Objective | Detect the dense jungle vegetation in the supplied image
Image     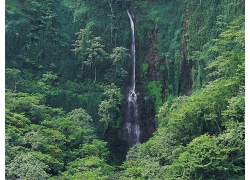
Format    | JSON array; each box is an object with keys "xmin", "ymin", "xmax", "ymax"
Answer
[{"xmin": 5, "ymin": 0, "xmax": 245, "ymax": 179}]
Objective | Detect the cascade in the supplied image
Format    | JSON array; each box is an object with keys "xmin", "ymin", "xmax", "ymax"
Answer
[{"xmin": 124, "ymin": 10, "xmax": 141, "ymax": 147}]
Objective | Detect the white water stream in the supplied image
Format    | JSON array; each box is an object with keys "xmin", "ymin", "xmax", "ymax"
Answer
[{"xmin": 125, "ymin": 10, "xmax": 140, "ymax": 146}]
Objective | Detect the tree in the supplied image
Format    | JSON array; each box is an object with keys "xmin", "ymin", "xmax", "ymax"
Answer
[
  {"xmin": 84, "ymin": 37, "xmax": 108, "ymax": 83},
  {"xmin": 37, "ymin": 71, "xmax": 58, "ymax": 91},
  {"xmin": 5, "ymin": 68, "xmax": 21, "ymax": 92},
  {"xmin": 98, "ymin": 83, "xmax": 122, "ymax": 136},
  {"xmin": 6, "ymin": 153, "xmax": 50, "ymax": 180},
  {"xmin": 165, "ymin": 125, "xmax": 244, "ymax": 180},
  {"xmin": 72, "ymin": 28, "xmax": 92, "ymax": 60},
  {"xmin": 107, "ymin": 46, "xmax": 130, "ymax": 84},
  {"xmin": 73, "ymin": 28, "xmax": 108, "ymax": 83},
  {"xmin": 5, "ymin": 91, "xmax": 48, "ymax": 124},
  {"xmin": 207, "ymin": 15, "xmax": 245, "ymax": 80},
  {"xmin": 119, "ymin": 143, "xmax": 167, "ymax": 180},
  {"xmin": 59, "ymin": 156, "xmax": 114, "ymax": 180},
  {"xmin": 67, "ymin": 108, "xmax": 93, "ymax": 129},
  {"xmin": 78, "ymin": 139, "xmax": 109, "ymax": 160},
  {"xmin": 21, "ymin": 130, "xmax": 46, "ymax": 151}
]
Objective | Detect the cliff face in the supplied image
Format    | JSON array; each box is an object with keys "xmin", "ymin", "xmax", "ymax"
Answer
[
  {"xmin": 181, "ymin": 4, "xmax": 193, "ymax": 96},
  {"xmin": 137, "ymin": 0, "xmax": 244, "ymax": 100},
  {"xmin": 143, "ymin": 3, "xmax": 193, "ymax": 97},
  {"xmin": 136, "ymin": 21, "xmax": 161, "ymax": 144},
  {"xmin": 145, "ymin": 22, "xmax": 160, "ymax": 81},
  {"xmin": 131, "ymin": 0, "xmax": 244, "ymax": 145}
]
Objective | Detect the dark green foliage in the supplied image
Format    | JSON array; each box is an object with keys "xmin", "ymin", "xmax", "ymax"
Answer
[
  {"xmin": 5, "ymin": 91, "xmax": 112, "ymax": 178},
  {"xmin": 165, "ymin": 126, "xmax": 244, "ymax": 179},
  {"xmin": 119, "ymin": 14, "xmax": 244, "ymax": 179},
  {"xmin": 146, "ymin": 81, "xmax": 163, "ymax": 112},
  {"xmin": 58, "ymin": 156, "xmax": 114, "ymax": 180},
  {"xmin": 6, "ymin": 152, "xmax": 50, "ymax": 180},
  {"xmin": 5, "ymin": 0, "xmax": 244, "ymax": 179},
  {"xmin": 105, "ymin": 46, "xmax": 130, "ymax": 85},
  {"xmin": 45, "ymin": 89, "xmax": 103, "ymax": 123}
]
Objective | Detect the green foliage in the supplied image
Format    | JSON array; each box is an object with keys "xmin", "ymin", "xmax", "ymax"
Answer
[
  {"xmin": 139, "ymin": 62, "xmax": 149, "ymax": 80},
  {"xmin": 45, "ymin": 89, "xmax": 103, "ymax": 123},
  {"xmin": 157, "ymin": 16, "xmax": 244, "ymax": 142},
  {"xmin": 105, "ymin": 46, "xmax": 130, "ymax": 85},
  {"xmin": 6, "ymin": 91, "xmax": 48, "ymax": 124},
  {"xmin": 222, "ymin": 91, "xmax": 245, "ymax": 123},
  {"xmin": 77, "ymin": 139, "xmax": 110, "ymax": 163},
  {"xmin": 6, "ymin": 153, "xmax": 50, "ymax": 180},
  {"xmin": 5, "ymin": 0, "xmax": 23, "ymax": 12},
  {"xmin": 5, "ymin": 0, "xmax": 244, "ymax": 179},
  {"xmin": 120, "ymin": 13, "xmax": 244, "ymax": 179},
  {"xmin": 146, "ymin": 81, "xmax": 162, "ymax": 112},
  {"xmin": 67, "ymin": 108, "xmax": 93, "ymax": 128},
  {"xmin": 141, "ymin": 63, "xmax": 148, "ymax": 74},
  {"xmin": 5, "ymin": 90, "xmax": 112, "ymax": 178},
  {"xmin": 29, "ymin": 151, "xmax": 64, "ymax": 175},
  {"xmin": 37, "ymin": 71, "xmax": 58, "ymax": 91},
  {"xmin": 207, "ymin": 15, "xmax": 245, "ymax": 80},
  {"xmin": 59, "ymin": 156, "xmax": 114, "ymax": 180},
  {"xmin": 119, "ymin": 142, "xmax": 171, "ymax": 179},
  {"xmin": 98, "ymin": 83, "xmax": 122, "ymax": 136},
  {"xmin": 73, "ymin": 29, "xmax": 109, "ymax": 83},
  {"xmin": 165, "ymin": 124, "xmax": 244, "ymax": 179},
  {"xmin": 5, "ymin": 68, "xmax": 22, "ymax": 92}
]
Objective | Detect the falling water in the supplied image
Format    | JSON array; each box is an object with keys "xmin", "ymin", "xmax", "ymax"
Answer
[
  {"xmin": 127, "ymin": 10, "xmax": 136, "ymax": 97},
  {"xmin": 125, "ymin": 10, "xmax": 140, "ymax": 147}
]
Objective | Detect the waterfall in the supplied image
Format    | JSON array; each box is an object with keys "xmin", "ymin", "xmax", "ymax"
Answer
[
  {"xmin": 127, "ymin": 10, "xmax": 136, "ymax": 97},
  {"xmin": 125, "ymin": 10, "xmax": 140, "ymax": 147}
]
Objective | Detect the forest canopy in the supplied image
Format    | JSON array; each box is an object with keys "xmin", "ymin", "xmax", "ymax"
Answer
[{"xmin": 5, "ymin": 0, "xmax": 245, "ymax": 179}]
